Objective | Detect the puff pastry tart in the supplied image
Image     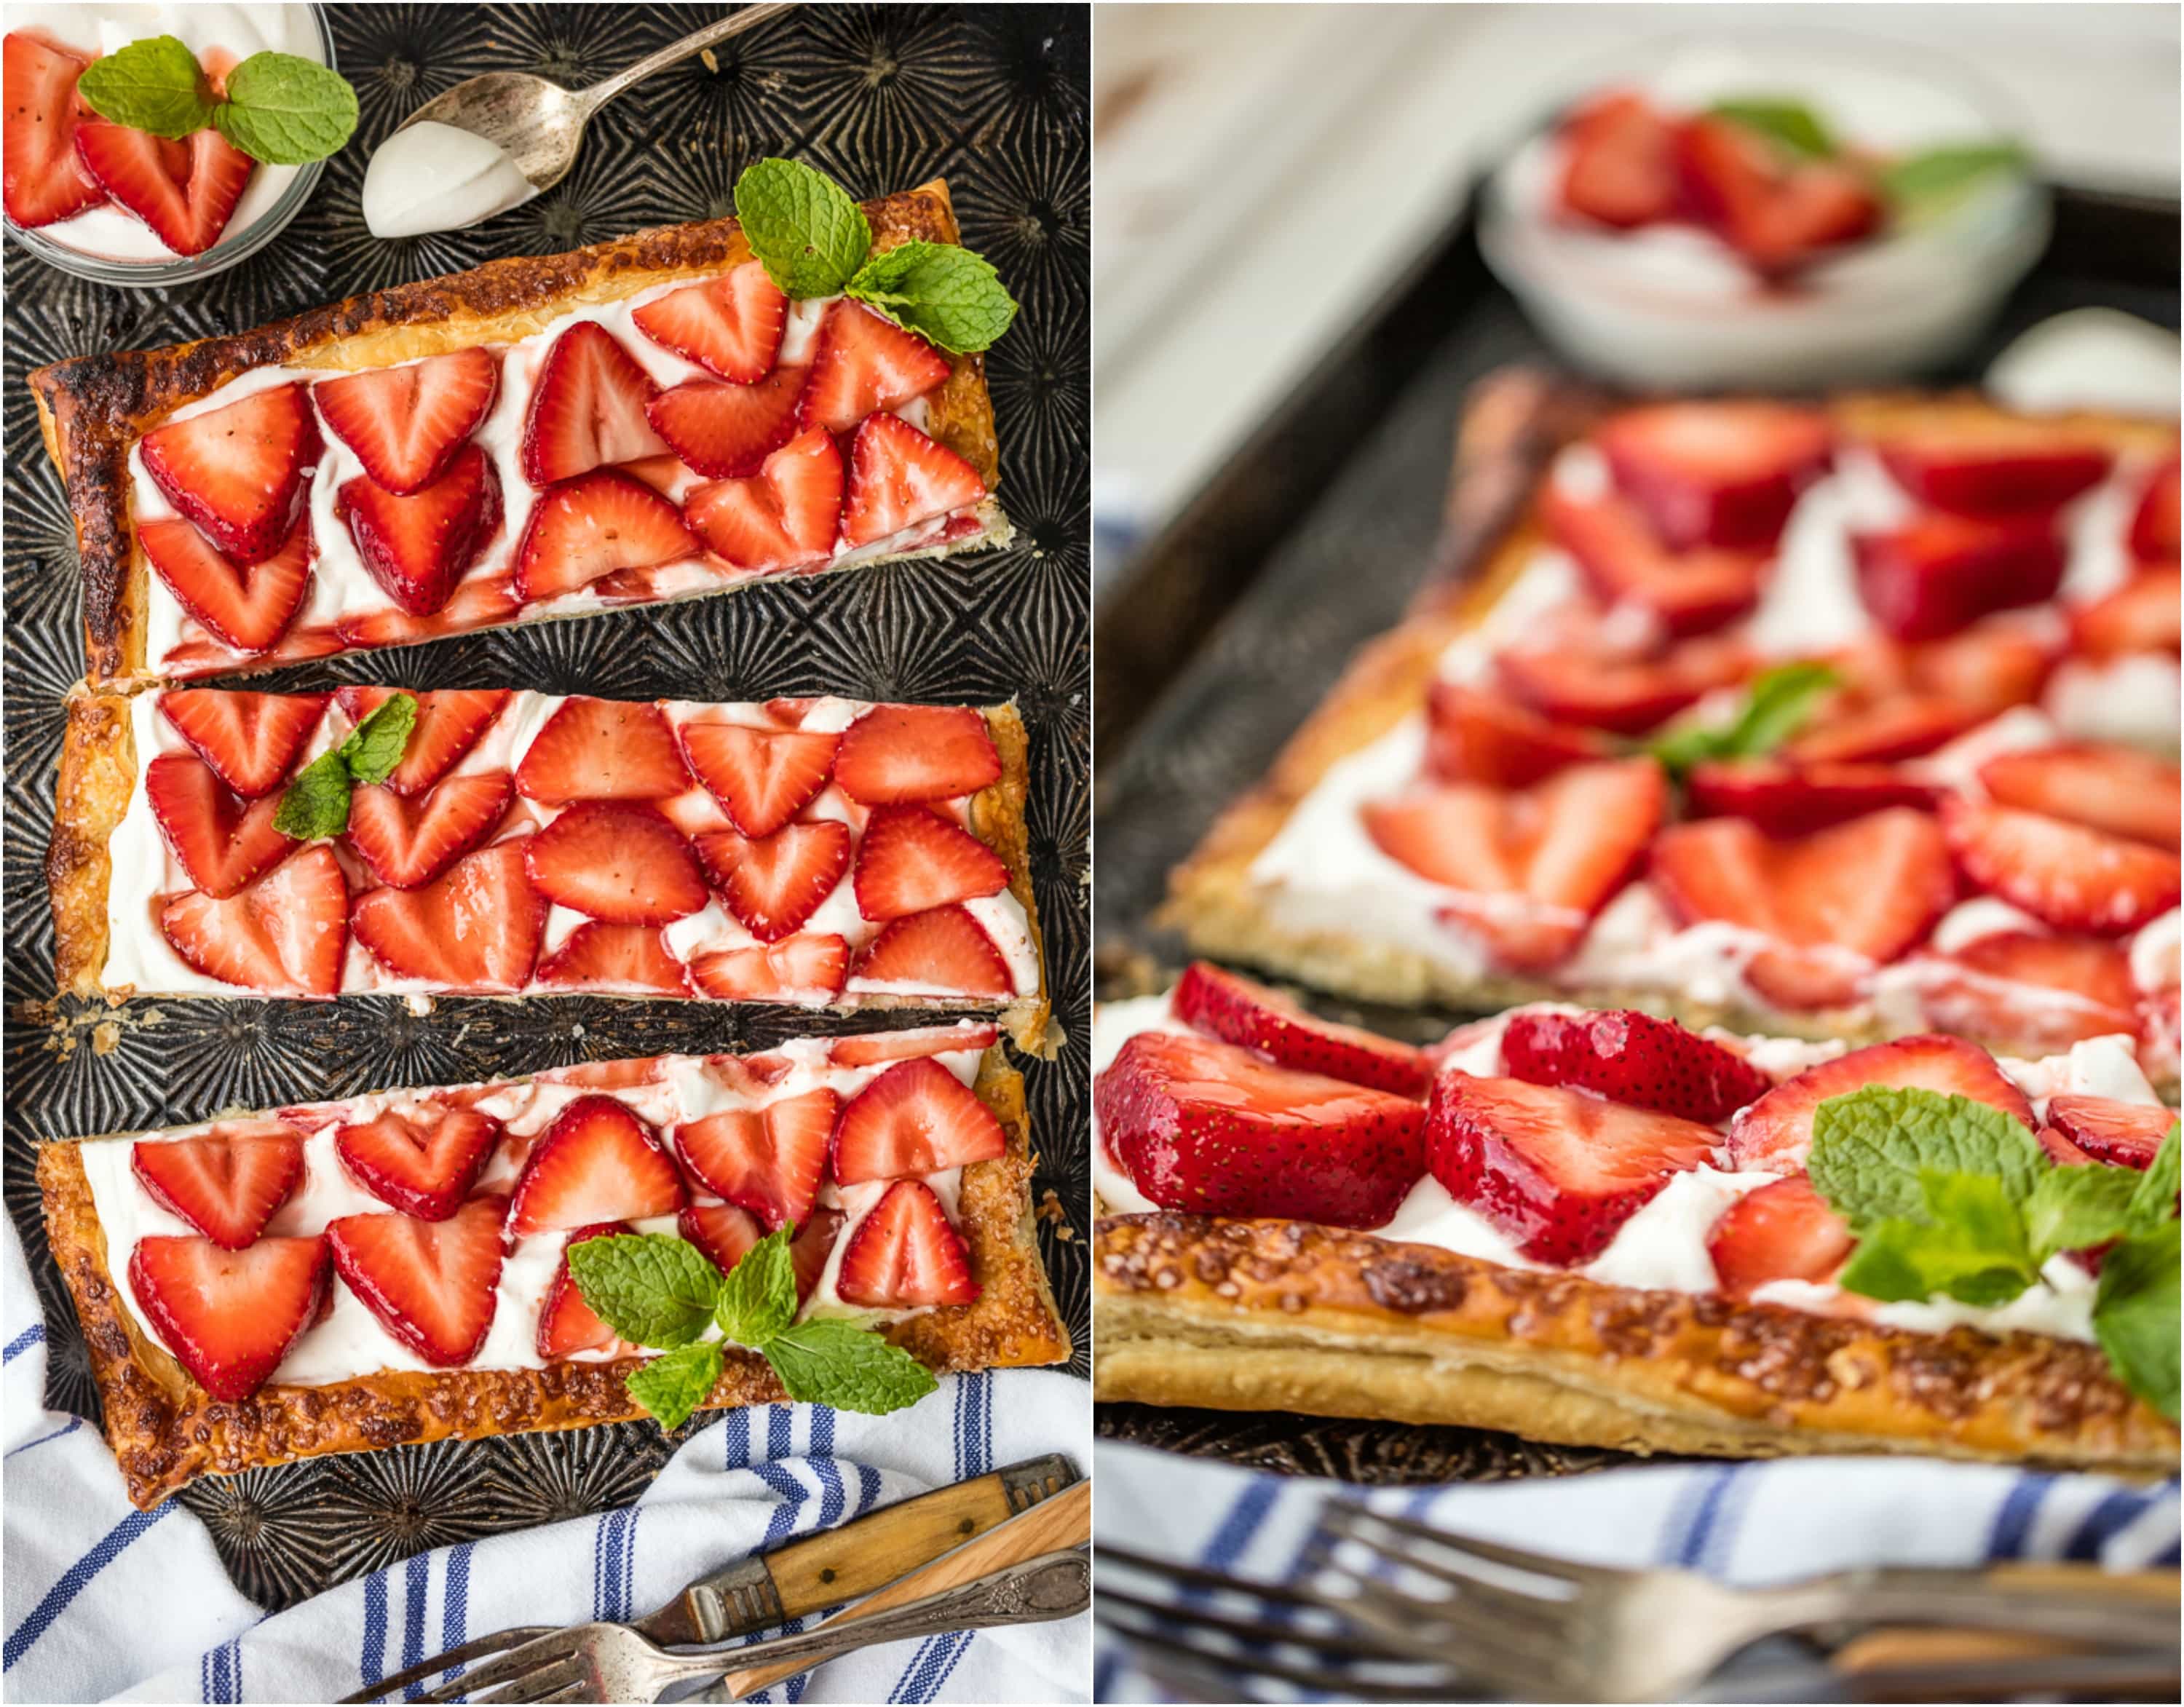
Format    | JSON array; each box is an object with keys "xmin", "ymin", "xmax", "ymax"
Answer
[
  {"xmin": 41, "ymin": 1021, "xmax": 1067, "ymax": 1508},
  {"xmin": 49, "ymin": 684, "xmax": 1052, "ymax": 1049},
  {"xmin": 1092, "ymin": 966, "xmax": 2180, "ymax": 1473},
  {"xmin": 1166, "ymin": 395, "xmax": 2182, "ymax": 1088},
  {"xmin": 26, "ymin": 182, "xmax": 1009, "ymax": 688}
]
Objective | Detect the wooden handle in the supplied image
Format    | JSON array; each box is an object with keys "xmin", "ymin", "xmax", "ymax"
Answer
[
  {"xmin": 1982, "ymin": 1564, "xmax": 2178, "ymax": 1603},
  {"xmin": 762, "ymin": 1473, "xmax": 1024, "ymax": 1620},
  {"xmin": 1835, "ymin": 1569, "xmax": 2180, "ymax": 1676}
]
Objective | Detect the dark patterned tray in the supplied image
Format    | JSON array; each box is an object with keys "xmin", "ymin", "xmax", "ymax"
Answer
[{"xmin": 2, "ymin": 2, "xmax": 1088, "ymax": 1612}]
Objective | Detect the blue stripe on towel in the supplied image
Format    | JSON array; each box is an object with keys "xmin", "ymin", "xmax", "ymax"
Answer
[
  {"xmin": 1987, "ymin": 1474, "xmax": 2050, "ymax": 1558},
  {"xmin": 4, "ymin": 1502, "xmax": 175, "ymax": 1671},
  {"xmin": 3, "ymin": 1324, "xmax": 44, "ymax": 1364},
  {"xmin": 400, "ymin": 1551, "xmax": 430, "ymax": 1700}
]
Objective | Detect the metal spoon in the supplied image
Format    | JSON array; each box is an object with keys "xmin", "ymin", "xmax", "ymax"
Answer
[{"xmin": 392, "ymin": 2, "xmax": 803, "ymax": 195}]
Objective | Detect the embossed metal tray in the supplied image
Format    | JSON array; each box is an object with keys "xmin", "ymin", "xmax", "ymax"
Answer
[{"xmin": 2, "ymin": 1, "xmax": 1088, "ymax": 1611}]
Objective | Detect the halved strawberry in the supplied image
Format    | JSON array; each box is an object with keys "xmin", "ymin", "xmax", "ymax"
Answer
[
  {"xmin": 162, "ymin": 846, "xmax": 349, "ymax": 996},
  {"xmin": 831, "ymin": 1024, "xmax": 1000, "ymax": 1067},
  {"xmin": 852, "ymin": 906, "xmax": 1013, "ymax": 997},
  {"xmin": 1979, "ymin": 745, "xmax": 2180, "ymax": 851},
  {"xmin": 1673, "ymin": 114, "xmax": 1880, "ymax": 272},
  {"xmin": 1920, "ymin": 932, "xmax": 2140, "ymax": 1053},
  {"xmin": 676, "ymin": 1086, "xmax": 838, "ymax": 1229},
  {"xmin": 681, "ymin": 424, "xmax": 844, "ymax": 572},
  {"xmin": 834, "ymin": 705, "xmax": 1001, "ymax": 805},
  {"xmin": 523, "ymin": 800, "xmax": 708, "ymax": 924},
  {"xmin": 1705, "ymin": 1176, "xmax": 1853, "ymax": 1294},
  {"xmin": 851, "ymin": 805, "xmax": 1008, "ymax": 922},
  {"xmin": 679, "ymin": 721, "xmax": 839, "ymax": 837},
  {"xmin": 515, "ymin": 697, "xmax": 691, "ymax": 803},
  {"xmin": 790, "ymin": 1208, "xmax": 844, "ymax": 1305},
  {"xmin": 74, "ymin": 121, "xmax": 253, "ymax": 258},
  {"xmin": 695, "ymin": 820, "xmax": 851, "ymax": 940},
  {"xmin": 132, "ymin": 1125, "xmax": 304, "ymax": 1250},
  {"xmin": 335, "ymin": 687, "xmax": 510, "ymax": 797},
  {"xmin": 2128, "ymin": 456, "xmax": 2180, "ymax": 563},
  {"xmin": 1555, "ymin": 90, "xmax": 1676, "ymax": 229},
  {"xmin": 326, "ymin": 1195, "xmax": 508, "ymax": 1366},
  {"xmin": 4, "ymin": 33, "xmax": 103, "ymax": 227},
  {"xmin": 648, "ymin": 363, "xmax": 809, "ymax": 479},
  {"xmin": 339, "ymin": 443, "xmax": 502, "ymax": 617},
  {"xmin": 631, "ymin": 263, "xmax": 787, "ymax": 382},
  {"xmin": 1501, "ymin": 1008, "xmax": 1772, "ymax": 1123},
  {"xmin": 345, "ymin": 772, "xmax": 513, "ymax": 890},
  {"xmin": 333, "ymin": 1107, "xmax": 501, "ymax": 1221},
  {"xmin": 1650, "ymin": 808, "xmax": 1955, "ymax": 1010},
  {"xmin": 1908, "ymin": 623, "xmax": 2059, "ymax": 715},
  {"xmin": 1726, "ymin": 1034, "xmax": 2035, "ymax": 1172},
  {"xmin": 1852, "ymin": 515, "xmax": 2066, "ymax": 642},
  {"xmin": 1496, "ymin": 635, "xmax": 1752, "ymax": 734},
  {"xmin": 510, "ymin": 470, "xmax": 700, "ymax": 603},
  {"xmin": 2072, "ymin": 566, "xmax": 2181, "ymax": 660},
  {"xmin": 841, "ymin": 413, "xmax": 986, "ymax": 548},
  {"xmin": 831, "ymin": 1057, "xmax": 1005, "ymax": 1187},
  {"xmin": 144, "ymin": 753, "xmax": 294, "ymax": 899},
  {"xmin": 1172, "ymin": 961, "xmax": 1431, "ymax": 1097},
  {"xmin": 537, "ymin": 1221, "xmax": 631, "ymax": 1360},
  {"xmin": 1423, "ymin": 683, "xmax": 1613, "ymax": 788},
  {"xmin": 141, "ymin": 383, "xmax": 319, "ymax": 565},
  {"xmin": 1540, "ymin": 485, "xmax": 1765, "ymax": 635},
  {"xmin": 535, "ymin": 922, "xmax": 693, "ymax": 994},
  {"xmin": 1874, "ymin": 427, "xmax": 2113, "ymax": 516},
  {"xmin": 350, "ymin": 840, "xmax": 547, "ymax": 991},
  {"xmin": 1941, "ymin": 798, "xmax": 2180, "ymax": 935},
  {"xmin": 2043, "ymin": 1096, "xmax": 2174, "ymax": 1169},
  {"xmin": 835, "ymin": 1180, "xmax": 978, "ymax": 1308},
  {"xmin": 520, "ymin": 321, "xmax": 668, "ymax": 486},
  {"xmin": 1428, "ymin": 1072, "xmax": 1718, "ymax": 1264},
  {"xmin": 1685, "ymin": 759, "xmax": 1939, "ymax": 836},
  {"xmin": 801, "ymin": 301, "xmax": 952, "ymax": 436},
  {"xmin": 1784, "ymin": 694, "xmax": 1981, "ymax": 765},
  {"xmin": 335, "ymin": 571, "xmax": 522, "ymax": 651},
  {"xmin": 1097, "ymin": 1029, "xmax": 1425, "ymax": 1227},
  {"xmin": 1361, "ymin": 760, "xmax": 1666, "ymax": 971},
  {"xmin": 689, "ymin": 933, "xmax": 849, "ymax": 1002},
  {"xmin": 130, "ymin": 1234, "xmax": 329, "ymax": 1401},
  {"xmin": 159, "ymin": 689, "xmax": 328, "ymax": 799},
  {"xmin": 508, "ymin": 1096, "xmax": 685, "ymax": 1235},
  {"xmin": 678, "ymin": 1202, "xmax": 764, "ymax": 1280},
  {"xmin": 141, "ymin": 512, "xmax": 314, "ymax": 654},
  {"xmin": 314, "ymin": 348, "xmax": 499, "ymax": 495},
  {"xmin": 1595, "ymin": 400, "xmax": 1832, "ymax": 551}
]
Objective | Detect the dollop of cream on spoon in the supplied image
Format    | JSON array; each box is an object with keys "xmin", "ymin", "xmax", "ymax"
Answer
[{"xmin": 362, "ymin": 121, "xmax": 539, "ymax": 238}]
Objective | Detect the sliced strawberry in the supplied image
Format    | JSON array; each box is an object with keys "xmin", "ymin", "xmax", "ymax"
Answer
[
  {"xmin": 350, "ymin": 840, "xmax": 547, "ymax": 991},
  {"xmin": 1784, "ymin": 694, "xmax": 1981, "ymax": 764},
  {"xmin": 162, "ymin": 846, "xmax": 349, "ymax": 996},
  {"xmin": 1705, "ymin": 1176, "xmax": 1853, "ymax": 1294},
  {"xmin": 1361, "ymin": 760, "xmax": 1665, "ymax": 972},
  {"xmin": 159, "ymin": 689, "xmax": 327, "ymax": 799},
  {"xmin": 1979, "ymin": 745, "xmax": 2180, "ymax": 852},
  {"xmin": 689, "ymin": 934, "xmax": 849, "ymax": 1002},
  {"xmin": 676, "ymin": 1086, "xmax": 838, "ymax": 1229},
  {"xmin": 515, "ymin": 697, "xmax": 690, "ymax": 803},
  {"xmin": 1540, "ymin": 485, "xmax": 1765, "ymax": 635},
  {"xmin": 130, "ymin": 1234, "xmax": 329, "ymax": 1401},
  {"xmin": 680, "ymin": 721, "xmax": 839, "ymax": 838},
  {"xmin": 141, "ymin": 383, "xmax": 319, "ymax": 565},
  {"xmin": 1909, "ymin": 623, "xmax": 2059, "ymax": 715},
  {"xmin": 333, "ymin": 1107, "xmax": 501, "ymax": 1221},
  {"xmin": 1920, "ymin": 932, "xmax": 2140, "ymax": 1053},
  {"xmin": 508, "ymin": 1096, "xmax": 685, "ymax": 1235},
  {"xmin": 313, "ymin": 348, "xmax": 499, "ymax": 495},
  {"xmin": 678, "ymin": 1201, "xmax": 764, "ymax": 1278},
  {"xmin": 75, "ymin": 120, "xmax": 253, "ymax": 258},
  {"xmin": 1426, "ymin": 1072, "xmax": 1718, "ymax": 1265},
  {"xmin": 1651, "ymin": 808, "xmax": 1955, "ymax": 1009},
  {"xmin": 1501, "ymin": 1008, "xmax": 1772, "ymax": 1123},
  {"xmin": 1595, "ymin": 400, "xmax": 1832, "ymax": 550},
  {"xmin": 144, "ymin": 753, "xmax": 294, "ymax": 899},
  {"xmin": 140, "ymin": 512, "xmax": 313, "ymax": 654},
  {"xmin": 852, "ymin": 906, "xmax": 1013, "ymax": 997},
  {"xmin": 1852, "ymin": 515, "xmax": 2066, "ymax": 642},
  {"xmin": 523, "ymin": 800, "xmax": 708, "ymax": 924},
  {"xmin": 790, "ymin": 1208, "xmax": 844, "ymax": 1305},
  {"xmin": 334, "ymin": 570, "xmax": 521, "ymax": 651},
  {"xmin": 1097, "ymin": 1029, "xmax": 1425, "ymax": 1227},
  {"xmin": 326, "ymin": 1195, "xmax": 508, "ymax": 1367},
  {"xmin": 831, "ymin": 1057, "xmax": 1005, "ymax": 1187},
  {"xmin": 802, "ymin": 301, "xmax": 952, "ymax": 436},
  {"xmin": 1555, "ymin": 90, "xmax": 1677, "ymax": 229},
  {"xmin": 631, "ymin": 262, "xmax": 787, "ymax": 382},
  {"xmin": 841, "ymin": 412, "xmax": 985, "ymax": 548},
  {"xmin": 537, "ymin": 1221, "xmax": 631, "ymax": 1360},
  {"xmin": 1727, "ymin": 1034, "xmax": 2035, "ymax": 1172},
  {"xmin": 1941, "ymin": 798, "xmax": 2180, "ymax": 935},
  {"xmin": 1673, "ymin": 114, "xmax": 1880, "ymax": 272},
  {"xmin": 1172, "ymin": 961, "xmax": 1431, "ymax": 1096},
  {"xmin": 336, "ymin": 687, "xmax": 510, "ymax": 797},
  {"xmin": 4, "ymin": 33, "xmax": 102, "ymax": 227},
  {"xmin": 520, "ymin": 320, "xmax": 668, "ymax": 486},
  {"xmin": 132, "ymin": 1126, "xmax": 304, "ymax": 1250},
  {"xmin": 835, "ymin": 1180, "xmax": 978, "ymax": 1308},
  {"xmin": 834, "ymin": 705, "xmax": 1001, "ymax": 805},
  {"xmin": 2072, "ymin": 566, "xmax": 2181, "ymax": 660},
  {"xmin": 1685, "ymin": 759, "xmax": 1939, "ymax": 836},
  {"xmin": 345, "ymin": 772, "xmax": 513, "ymax": 890},
  {"xmin": 338, "ymin": 443, "xmax": 502, "ymax": 618},
  {"xmin": 851, "ymin": 805, "xmax": 1008, "ymax": 922},
  {"xmin": 510, "ymin": 469, "xmax": 700, "ymax": 603},
  {"xmin": 648, "ymin": 363, "xmax": 808, "ymax": 479},
  {"xmin": 1497, "ymin": 635, "xmax": 1751, "ymax": 735},
  {"xmin": 2128, "ymin": 456, "xmax": 2180, "ymax": 563},
  {"xmin": 831, "ymin": 1024, "xmax": 1000, "ymax": 1067},
  {"xmin": 1875, "ymin": 429, "xmax": 2113, "ymax": 516},
  {"xmin": 1423, "ymin": 683, "xmax": 1613, "ymax": 788},
  {"xmin": 696, "ymin": 820, "xmax": 851, "ymax": 941},
  {"xmin": 682, "ymin": 426, "xmax": 844, "ymax": 571},
  {"xmin": 2043, "ymin": 1096, "xmax": 2174, "ymax": 1169},
  {"xmin": 536, "ymin": 922, "xmax": 693, "ymax": 994}
]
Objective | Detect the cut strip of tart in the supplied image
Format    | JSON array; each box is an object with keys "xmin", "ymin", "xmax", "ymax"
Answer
[
  {"xmin": 41, "ymin": 1021, "xmax": 1067, "ymax": 1509},
  {"xmin": 50, "ymin": 688, "xmax": 1051, "ymax": 1052}
]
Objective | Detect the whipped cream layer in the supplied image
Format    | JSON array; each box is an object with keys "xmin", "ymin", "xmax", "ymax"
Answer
[
  {"xmin": 83, "ymin": 1026, "xmax": 997, "ymax": 1385},
  {"xmin": 101, "ymin": 689, "xmax": 1040, "ymax": 1004}
]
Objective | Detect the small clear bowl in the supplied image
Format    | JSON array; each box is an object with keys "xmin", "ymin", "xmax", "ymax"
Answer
[{"xmin": 4, "ymin": 3, "xmax": 336, "ymax": 287}]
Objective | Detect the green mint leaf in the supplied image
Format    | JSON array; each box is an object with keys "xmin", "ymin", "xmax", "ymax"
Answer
[
  {"xmin": 569, "ymin": 1233, "xmax": 724, "ymax": 1350},
  {"xmin": 1649, "ymin": 663, "xmax": 1837, "ymax": 777},
  {"xmin": 1837, "ymin": 1212, "xmax": 2035, "ymax": 1309},
  {"xmin": 76, "ymin": 36, "xmax": 216, "ymax": 140},
  {"xmin": 2092, "ymin": 1220, "xmax": 2181, "ymax": 1422},
  {"xmin": 761, "ymin": 1318, "xmax": 938, "ymax": 1415},
  {"xmin": 625, "ymin": 1340, "xmax": 724, "ymax": 1431},
  {"xmin": 1920, "ymin": 1169, "xmax": 2033, "ymax": 1270},
  {"xmin": 713, "ymin": 1227, "xmax": 798, "ymax": 1347},
  {"xmin": 1878, "ymin": 143, "xmax": 2030, "ymax": 216},
  {"xmin": 213, "ymin": 52, "xmax": 359, "ymax": 166},
  {"xmin": 273, "ymin": 748, "xmax": 354, "ymax": 840},
  {"xmin": 847, "ymin": 241, "xmax": 1018, "ymax": 355},
  {"xmin": 1710, "ymin": 98, "xmax": 1835, "ymax": 159},
  {"xmin": 1808, "ymin": 1085, "xmax": 2047, "ymax": 1229},
  {"xmin": 2124, "ymin": 1124, "xmax": 2181, "ymax": 1232},
  {"xmin": 338, "ymin": 692, "xmax": 418, "ymax": 787},
  {"xmin": 2025, "ymin": 1163, "xmax": 2143, "ymax": 1262},
  {"xmin": 734, "ymin": 159, "xmax": 872, "ymax": 298}
]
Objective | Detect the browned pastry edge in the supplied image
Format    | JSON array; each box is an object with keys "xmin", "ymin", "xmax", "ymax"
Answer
[
  {"xmin": 47, "ymin": 693, "xmax": 1056, "ymax": 1057},
  {"xmin": 1092, "ymin": 1212, "xmax": 2178, "ymax": 1475},
  {"xmin": 40, "ymin": 1047, "xmax": 1068, "ymax": 1510},
  {"xmin": 27, "ymin": 182, "xmax": 1009, "ymax": 688}
]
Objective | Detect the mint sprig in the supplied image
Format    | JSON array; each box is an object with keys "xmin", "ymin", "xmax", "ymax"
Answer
[
  {"xmin": 847, "ymin": 241, "xmax": 1019, "ymax": 355},
  {"xmin": 274, "ymin": 692, "xmax": 418, "ymax": 839},
  {"xmin": 1878, "ymin": 143, "xmax": 2030, "ymax": 222},
  {"xmin": 75, "ymin": 37, "xmax": 356, "ymax": 166},
  {"xmin": 1710, "ymin": 97, "xmax": 1835, "ymax": 159},
  {"xmin": 1647, "ymin": 662, "xmax": 1838, "ymax": 779},
  {"xmin": 77, "ymin": 37, "xmax": 215, "ymax": 140}
]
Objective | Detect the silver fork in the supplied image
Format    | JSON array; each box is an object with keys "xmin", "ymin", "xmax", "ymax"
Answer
[{"xmin": 1310, "ymin": 1500, "xmax": 2181, "ymax": 1702}]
